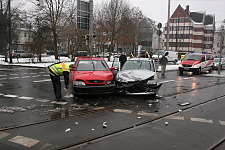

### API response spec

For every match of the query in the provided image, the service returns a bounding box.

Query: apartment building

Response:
[164,5,215,53]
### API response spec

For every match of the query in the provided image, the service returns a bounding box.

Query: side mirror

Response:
[165,52,169,56]
[110,67,116,71]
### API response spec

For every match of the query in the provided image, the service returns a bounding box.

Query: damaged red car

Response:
[71,56,116,95]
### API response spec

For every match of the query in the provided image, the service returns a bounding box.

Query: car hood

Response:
[73,71,113,81]
[116,69,155,82]
[181,60,200,65]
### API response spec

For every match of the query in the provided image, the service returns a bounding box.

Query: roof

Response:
[77,56,105,61]
[128,58,153,61]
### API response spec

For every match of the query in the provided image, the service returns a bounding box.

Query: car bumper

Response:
[73,84,116,95]
[179,67,199,72]
[117,82,162,95]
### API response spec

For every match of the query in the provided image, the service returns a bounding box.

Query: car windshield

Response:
[183,55,201,61]
[154,50,165,55]
[122,60,154,71]
[76,60,109,71]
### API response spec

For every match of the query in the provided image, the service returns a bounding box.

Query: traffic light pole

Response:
[88,0,93,56]
[166,0,171,51]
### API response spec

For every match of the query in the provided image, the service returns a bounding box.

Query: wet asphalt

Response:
[0,65,225,149]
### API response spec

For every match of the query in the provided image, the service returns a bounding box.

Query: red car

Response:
[71,56,116,95]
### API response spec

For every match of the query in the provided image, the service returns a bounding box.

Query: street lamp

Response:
[8,0,12,63]
[166,0,171,51]
[218,26,225,75]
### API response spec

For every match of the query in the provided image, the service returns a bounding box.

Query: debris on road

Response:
[147,99,159,103]
[178,102,191,106]
[103,122,107,128]
[75,122,79,125]
[65,128,71,132]
[138,117,142,119]
[165,122,169,126]
[64,94,74,98]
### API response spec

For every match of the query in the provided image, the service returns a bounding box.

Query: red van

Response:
[178,53,214,75]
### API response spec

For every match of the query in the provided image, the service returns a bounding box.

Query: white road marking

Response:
[9,135,39,147]
[21,76,30,78]
[3,94,18,98]
[0,131,11,139]
[35,98,50,102]
[0,75,7,76]
[21,73,28,75]
[33,79,51,83]
[0,78,7,80]
[51,101,68,105]
[10,74,19,76]
[42,75,50,77]
[183,77,194,80]
[137,111,158,117]
[191,118,213,124]
[18,96,34,100]
[113,109,132,113]
[30,73,37,75]
[32,75,41,77]
[166,116,184,120]
[39,72,46,74]
[159,80,175,84]
[219,121,225,125]
[9,77,19,79]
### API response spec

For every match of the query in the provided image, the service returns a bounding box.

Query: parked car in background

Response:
[58,51,68,57]
[152,50,178,63]
[71,56,116,95]
[112,57,162,96]
[12,50,32,58]
[178,53,214,75]
[213,58,225,70]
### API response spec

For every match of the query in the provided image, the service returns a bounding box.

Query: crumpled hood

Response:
[117,69,155,82]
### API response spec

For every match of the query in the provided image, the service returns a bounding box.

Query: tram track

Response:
[1,81,225,149]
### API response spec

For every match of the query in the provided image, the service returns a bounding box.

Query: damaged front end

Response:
[115,70,162,95]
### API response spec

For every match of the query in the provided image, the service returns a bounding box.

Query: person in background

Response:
[159,55,168,75]
[119,51,127,69]
[48,62,75,102]
[130,52,135,58]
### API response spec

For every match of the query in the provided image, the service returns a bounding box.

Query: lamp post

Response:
[8,0,12,63]
[218,26,224,75]
[166,0,171,51]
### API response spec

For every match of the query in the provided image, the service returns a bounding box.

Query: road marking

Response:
[166,116,184,120]
[0,131,11,139]
[51,101,68,105]
[159,80,175,84]
[219,121,225,125]
[10,74,19,76]
[191,118,213,124]
[0,93,4,96]
[21,73,28,75]
[32,75,41,77]
[9,77,19,79]
[30,73,37,75]
[113,109,132,113]
[21,76,30,78]
[0,75,7,76]
[183,77,194,80]
[0,78,7,80]
[9,135,39,148]
[3,94,18,98]
[39,72,46,74]
[33,79,51,83]
[42,75,50,77]
[137,111,158,117]
[18,96,34,100]
[35,98,50,102]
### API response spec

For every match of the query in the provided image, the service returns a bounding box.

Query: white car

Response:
[213,58,225,70]
[112,58,162,96]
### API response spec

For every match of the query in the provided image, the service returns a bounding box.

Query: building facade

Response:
[164,5,215,53]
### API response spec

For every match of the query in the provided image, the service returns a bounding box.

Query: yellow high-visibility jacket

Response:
[49,63,70,76]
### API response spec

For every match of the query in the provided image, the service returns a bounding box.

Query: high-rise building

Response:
[164,5,215,53]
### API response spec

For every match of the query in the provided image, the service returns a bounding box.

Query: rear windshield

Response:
[183,55,201,61]
[76,60,109,71]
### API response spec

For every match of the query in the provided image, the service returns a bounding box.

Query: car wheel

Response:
[208,67,212,73]
[196,68,201,75]
[179,70,183,75]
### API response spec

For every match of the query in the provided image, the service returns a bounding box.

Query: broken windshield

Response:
[122,60,154,71]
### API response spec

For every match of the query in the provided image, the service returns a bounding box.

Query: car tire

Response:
[209,67,212,73]
[179,70,183,75]
[196,68,201,75]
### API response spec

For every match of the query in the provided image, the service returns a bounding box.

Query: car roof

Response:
[188,53,212,55]
[127,58,152,61]
[77,56,105,61]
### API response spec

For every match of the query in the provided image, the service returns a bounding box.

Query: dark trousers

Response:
[50,74,62,100]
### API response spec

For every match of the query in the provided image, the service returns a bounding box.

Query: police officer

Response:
[48,62,75,102]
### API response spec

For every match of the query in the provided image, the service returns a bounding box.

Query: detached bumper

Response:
[117,82,162,95]
[73,84,116,95]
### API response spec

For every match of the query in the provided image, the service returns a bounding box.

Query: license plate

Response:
[183,67,189,70]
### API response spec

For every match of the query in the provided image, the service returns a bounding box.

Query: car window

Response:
[206,55,211,60]
[76,60,109,71]
[122,60,154,71]
[183,55,201,61]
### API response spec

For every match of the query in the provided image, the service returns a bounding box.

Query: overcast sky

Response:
[95,0,225,28]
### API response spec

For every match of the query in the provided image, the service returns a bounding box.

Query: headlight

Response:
[147,80,157,85]
[116,76,127,82]
[73,81,86,85]
[193,64,199,68]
